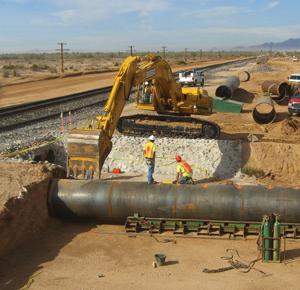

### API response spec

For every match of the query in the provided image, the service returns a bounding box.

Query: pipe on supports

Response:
[252,96,276,124]
[48,179,300,224]
[215,76,240,99]
[261,80,292,103]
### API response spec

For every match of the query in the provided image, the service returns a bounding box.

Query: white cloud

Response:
[264,1,279,10]
[184,5,252,18]
[49,0,169,24]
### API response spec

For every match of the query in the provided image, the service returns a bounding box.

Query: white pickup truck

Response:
[178,69,204,87]
[288,73,300,84]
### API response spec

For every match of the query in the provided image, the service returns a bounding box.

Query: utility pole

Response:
[57,42,68,74]
[199,49,203,60]
[128,45,134,56]
[184,48,188,63]
[162,46,167,59]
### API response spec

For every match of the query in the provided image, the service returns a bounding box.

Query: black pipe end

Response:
[216,85,232,99]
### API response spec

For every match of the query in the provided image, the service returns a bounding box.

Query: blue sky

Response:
[0,0,299,52]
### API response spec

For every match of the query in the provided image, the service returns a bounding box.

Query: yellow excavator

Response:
[67,54,220,179]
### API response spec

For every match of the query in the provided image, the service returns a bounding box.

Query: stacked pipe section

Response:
[252,96,276,124]
[215,76,240,99]
[261,80,292,103]
[49,179,300,224]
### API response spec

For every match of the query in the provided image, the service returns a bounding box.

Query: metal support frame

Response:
[125,215,300,240]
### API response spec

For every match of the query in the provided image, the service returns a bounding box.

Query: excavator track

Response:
[117,114,220,139]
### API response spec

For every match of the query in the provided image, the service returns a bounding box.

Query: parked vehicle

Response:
[288,73,300,84]
[178,69,204,87]
[288,90,300,115]
[292,56,299,62]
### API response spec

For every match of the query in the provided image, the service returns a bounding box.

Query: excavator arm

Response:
[67,56,139,179]
[67,54,216,180]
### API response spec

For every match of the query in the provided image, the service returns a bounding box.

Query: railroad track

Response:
[0,57,255,132]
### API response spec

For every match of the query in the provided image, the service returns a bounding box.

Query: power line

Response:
[199,49,203,60]
[128,45,135,56]
[184,48,188,63]
[56,42,69,74]
[162,46,167,59]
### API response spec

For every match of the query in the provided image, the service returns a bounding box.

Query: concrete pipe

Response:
[215,76,240,99]
[238,71,251,82]
[48,179,300,224]
[252,96,276,124]
[261,80,292,103]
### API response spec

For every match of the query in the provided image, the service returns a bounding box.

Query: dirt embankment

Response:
[0,161,65,257]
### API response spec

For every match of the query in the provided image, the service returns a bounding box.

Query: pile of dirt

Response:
[267,118,300,136]
[243,141,300,186]
[0,161,65,257]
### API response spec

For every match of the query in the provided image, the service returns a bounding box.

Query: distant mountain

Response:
[234,38,300,51]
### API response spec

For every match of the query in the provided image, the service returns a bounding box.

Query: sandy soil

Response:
[0,161,65,257]
[0,58,243,108]
[1,58,300,289]
[1,222,300,290]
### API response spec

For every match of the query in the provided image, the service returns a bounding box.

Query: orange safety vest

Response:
[180,160,193,174]
[144,142,156,159]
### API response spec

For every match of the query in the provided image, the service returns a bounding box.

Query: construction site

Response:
[2,51,300,290]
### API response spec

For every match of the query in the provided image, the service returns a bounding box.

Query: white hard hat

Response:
[145,81,149,85]
[149,135,155,141]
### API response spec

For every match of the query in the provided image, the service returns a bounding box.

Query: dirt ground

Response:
[0,57,244,107]
[2,57,300,289]
[0,161,300,290]
[2,222,300,290]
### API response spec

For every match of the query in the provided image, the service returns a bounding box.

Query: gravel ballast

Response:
[104,136,243,180]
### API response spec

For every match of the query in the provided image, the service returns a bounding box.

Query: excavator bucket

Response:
[67,128,112,179]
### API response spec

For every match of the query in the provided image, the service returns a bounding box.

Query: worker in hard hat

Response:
[173,155,193,184]
[143,135,157,184]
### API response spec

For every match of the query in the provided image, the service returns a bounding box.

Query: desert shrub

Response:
[2,64,16,70]
[31,64,39,71]
[2,70,9,77]
[49,67,58,73]
[30,63,49,71]
[241,166,265,178]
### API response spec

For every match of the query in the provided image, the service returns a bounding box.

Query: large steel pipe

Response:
[261,80,292,103]
[238,71,251,82]
[215,76,240,99]
[252,96,276,124]
[49,179,300,223]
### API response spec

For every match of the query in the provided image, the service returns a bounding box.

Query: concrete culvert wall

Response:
[10,141,68,168]
[103,136,243,180]
[252,96,276,124]
[0,162,65,257]
[215,76,240,99]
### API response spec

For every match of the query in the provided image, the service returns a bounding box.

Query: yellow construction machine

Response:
[67,54,219,179]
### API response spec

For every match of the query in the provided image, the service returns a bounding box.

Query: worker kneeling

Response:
[173,155,194,184]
